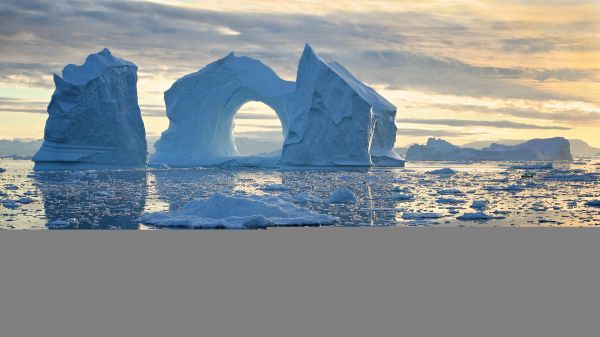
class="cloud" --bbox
[431,103,600,126]
[401,118,570,130]
[357,50,598,100]
[0,0,597,103]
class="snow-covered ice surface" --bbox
[1,158,599,229]
[141,193,336,229]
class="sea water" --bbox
[0,158,598,229]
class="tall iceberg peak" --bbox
[280,44,403,166]
[33,48,147,169]
[61,48,136,85]
[150,53,295,166]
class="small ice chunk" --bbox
[503,184,524,191]
[470,200,487,210]
[3,201,20,209]
[261,184,288,191]
[402,212,442,219]
[391,193,414,201]
[94,191,111,197]
[392,186,411,193]
[69,171,87,179]
[585,200,600,207]
[426,168,456,175]
[439,189,464,196]
[457,212,495,221]
[48,220,71,229]
[436,198,463,204]
[327,188,358,204]
[17,197,33,204]
[290,192,322,204]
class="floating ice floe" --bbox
[391,193,414,201]
[47,220,71,229]
[503,184,525,192]
[426,168,456,175]
[261,184,288,191]
[141,193,337,229]
[327,188,358,204]
[392,186,411,193]
[470,200,487,210]
[509,163,553,170]
[585,200,600,207]
[402,212,442,220]
[436,198,463,204]
[457,212,498,221]
[17,197,33,204]
[438,189,465,196]
[2,201,20,209]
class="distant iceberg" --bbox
[33,48,147,169]
[406,137,572,161]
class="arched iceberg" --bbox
[150,53,295,166]
[151,44,404,167]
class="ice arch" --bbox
[150,53,295,166]
[233,102,284,156]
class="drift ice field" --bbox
[1,47,599,229]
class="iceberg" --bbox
[406,137,572,161]
[150,53,295,166]
[151,44,403,167]
[141,193,337,229]
[33,48,147,169]
[281,44,403,166]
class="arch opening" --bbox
[232,101,284,156]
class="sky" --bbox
[0,0,599,147]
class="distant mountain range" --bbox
[0,139,43,159]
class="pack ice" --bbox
[151,44,404,167]
[33,48,147,169]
